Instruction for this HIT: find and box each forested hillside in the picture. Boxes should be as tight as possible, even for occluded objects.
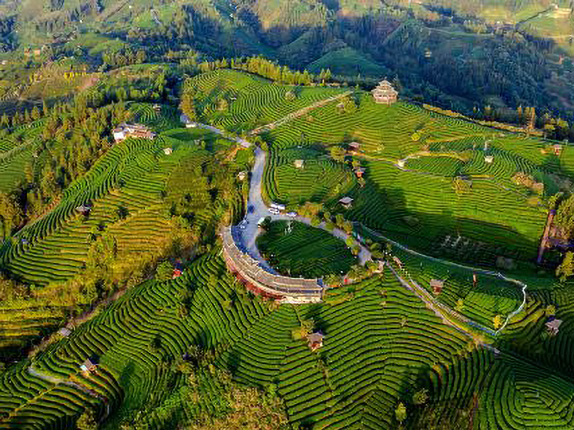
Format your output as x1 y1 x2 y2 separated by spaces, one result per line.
1 0 574 125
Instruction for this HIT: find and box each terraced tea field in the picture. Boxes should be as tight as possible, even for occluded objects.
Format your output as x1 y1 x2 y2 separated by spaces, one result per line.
257 221 357 278
3 253 574 429
263 146 356 205
2 69 574 429
186 69 346 132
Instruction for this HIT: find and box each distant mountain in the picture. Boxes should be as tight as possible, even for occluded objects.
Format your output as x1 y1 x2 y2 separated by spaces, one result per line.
1 0 574 119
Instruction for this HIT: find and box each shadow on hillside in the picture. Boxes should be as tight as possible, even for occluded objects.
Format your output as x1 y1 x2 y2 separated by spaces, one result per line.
119 361 136 391
223 348 242 376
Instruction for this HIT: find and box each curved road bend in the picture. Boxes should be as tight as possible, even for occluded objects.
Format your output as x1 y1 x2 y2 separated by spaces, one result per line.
239 147 372 266
200 120 522 335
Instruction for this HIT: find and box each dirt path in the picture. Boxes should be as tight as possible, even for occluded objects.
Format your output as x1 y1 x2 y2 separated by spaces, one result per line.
26 365 110 418
250 91 352 135
358 224 528 335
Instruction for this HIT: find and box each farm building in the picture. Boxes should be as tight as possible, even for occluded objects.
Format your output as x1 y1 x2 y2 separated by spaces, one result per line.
546 316 563 336
294 159 305 169
553 144 563 156
163 147 173 155
430 279 444 295
113 123 156 142
392 256 403 269
221 227 323 303
172 266 183 279
348 142 361 152
307 332 324 352
80 357 98 375
75 205 91 216
237 171 247 181
57 327 72 337
339 197 354 209
485 155 494 164
354 167 366 178
372 80 398 105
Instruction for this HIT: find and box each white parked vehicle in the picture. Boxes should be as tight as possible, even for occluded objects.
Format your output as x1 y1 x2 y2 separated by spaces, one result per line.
270 202 286 212
268 208 280 215
287 212 298 218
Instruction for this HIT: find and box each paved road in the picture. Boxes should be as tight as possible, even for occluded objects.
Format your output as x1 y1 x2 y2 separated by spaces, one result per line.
192 123 252 147
238 147 372 267
198 118 524 335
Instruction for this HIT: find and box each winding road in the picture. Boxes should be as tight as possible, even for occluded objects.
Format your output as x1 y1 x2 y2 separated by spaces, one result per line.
193 96 527 338
238 147 372 267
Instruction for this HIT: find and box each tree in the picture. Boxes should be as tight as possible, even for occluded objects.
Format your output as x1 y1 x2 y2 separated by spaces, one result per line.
217 98 229 111
116 205 129 220
412 388 429 405
493 314 503 329
342 221 353 235
284 90 296 101
324 273 341 287
395 402 407 424
0 192 22 239
557 251 574 282
76 408 98 430
155 261 173 281
455 299 464 312
31 106 41 121
292 318 314 340
330 146 346 162
179 93 197 121
452 177 470 196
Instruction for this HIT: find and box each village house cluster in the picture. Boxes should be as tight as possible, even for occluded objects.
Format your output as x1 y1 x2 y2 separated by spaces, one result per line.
113 123 156 142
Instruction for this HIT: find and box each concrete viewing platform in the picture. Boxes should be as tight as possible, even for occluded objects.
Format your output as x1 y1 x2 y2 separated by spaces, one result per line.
221 227 324 304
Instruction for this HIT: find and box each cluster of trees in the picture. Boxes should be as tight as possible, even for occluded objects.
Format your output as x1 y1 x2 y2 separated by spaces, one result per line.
81 70 172 109
0 103 46 129
549 194 574 281
0 100 129 227
0 16 14 52
472 105 574 141
196 56 322 86
32 0 99 35
101 49 147 69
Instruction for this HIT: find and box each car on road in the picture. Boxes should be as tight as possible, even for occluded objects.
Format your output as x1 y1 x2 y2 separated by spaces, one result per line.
287 211 298 218
268 208 280 215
